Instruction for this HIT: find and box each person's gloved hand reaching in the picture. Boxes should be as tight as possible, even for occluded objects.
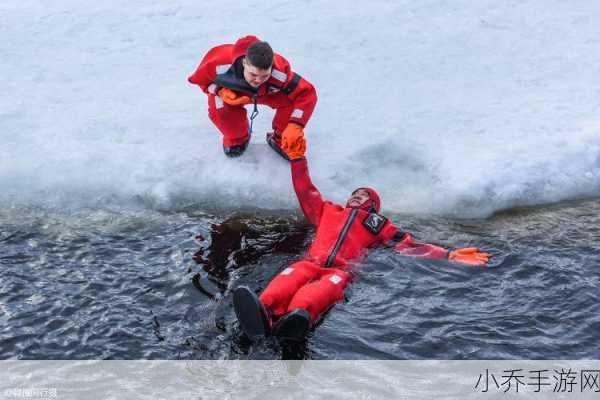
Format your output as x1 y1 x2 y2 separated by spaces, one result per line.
281 123 304 153
448 247 490 266
283 135 307 161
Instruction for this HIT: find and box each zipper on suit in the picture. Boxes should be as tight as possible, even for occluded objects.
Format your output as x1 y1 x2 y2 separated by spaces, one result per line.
325 208 358 267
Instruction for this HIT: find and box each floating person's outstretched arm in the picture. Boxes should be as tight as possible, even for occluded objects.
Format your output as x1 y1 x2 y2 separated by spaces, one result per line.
286 139 326 227
281 135 490 266
381 228 490 266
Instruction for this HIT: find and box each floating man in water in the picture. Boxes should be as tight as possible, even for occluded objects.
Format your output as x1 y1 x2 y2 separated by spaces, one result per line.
233 136 490 341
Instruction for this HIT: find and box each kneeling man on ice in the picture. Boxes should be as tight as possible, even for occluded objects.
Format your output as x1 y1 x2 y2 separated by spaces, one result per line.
233 135 491 342
188 35 317 158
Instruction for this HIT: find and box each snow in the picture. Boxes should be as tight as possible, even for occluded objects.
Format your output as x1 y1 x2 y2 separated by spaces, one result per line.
1 0 599 216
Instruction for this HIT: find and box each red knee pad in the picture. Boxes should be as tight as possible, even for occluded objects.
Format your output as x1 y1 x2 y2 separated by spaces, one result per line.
259 261 321 318
287 269 350 322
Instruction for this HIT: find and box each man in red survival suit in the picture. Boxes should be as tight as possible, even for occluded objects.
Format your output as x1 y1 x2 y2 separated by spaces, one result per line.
233 137 491 341
188 35 317 158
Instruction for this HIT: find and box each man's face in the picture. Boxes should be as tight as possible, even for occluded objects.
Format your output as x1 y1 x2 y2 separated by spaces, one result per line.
242 58 272 88
347 189 370 208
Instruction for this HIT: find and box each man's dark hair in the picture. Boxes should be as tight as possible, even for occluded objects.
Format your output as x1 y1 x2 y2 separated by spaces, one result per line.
246 41 273 70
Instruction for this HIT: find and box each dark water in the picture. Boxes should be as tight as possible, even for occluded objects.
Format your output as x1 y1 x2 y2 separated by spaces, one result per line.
1 199 599 360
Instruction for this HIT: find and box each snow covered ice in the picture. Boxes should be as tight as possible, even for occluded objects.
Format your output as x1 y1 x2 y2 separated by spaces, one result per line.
1 0 599 217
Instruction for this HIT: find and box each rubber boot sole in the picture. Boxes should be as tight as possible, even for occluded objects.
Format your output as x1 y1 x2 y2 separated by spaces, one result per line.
223 139 250 157
266 132 290 161
232 286 269 340
273 308 311 342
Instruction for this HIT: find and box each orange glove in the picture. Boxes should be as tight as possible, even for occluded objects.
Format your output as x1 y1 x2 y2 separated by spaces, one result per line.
283 136 307 160
281 123 304 153
218 87 252 106
448 247 490 266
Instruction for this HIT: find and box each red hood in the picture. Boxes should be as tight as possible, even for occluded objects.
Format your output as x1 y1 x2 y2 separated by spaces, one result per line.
232 35 260 61
347 187 381 213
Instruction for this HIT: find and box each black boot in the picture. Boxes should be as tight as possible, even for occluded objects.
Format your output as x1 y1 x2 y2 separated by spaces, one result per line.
223 138 250 157
232 286 270 340
266 131 290 161
273 308 311 341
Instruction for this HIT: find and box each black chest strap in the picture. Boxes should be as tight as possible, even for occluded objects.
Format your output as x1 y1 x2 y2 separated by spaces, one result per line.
281 72 302 95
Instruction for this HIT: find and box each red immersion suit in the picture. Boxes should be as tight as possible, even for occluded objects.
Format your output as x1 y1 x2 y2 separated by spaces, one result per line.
259 159 450 323
188 35 318 147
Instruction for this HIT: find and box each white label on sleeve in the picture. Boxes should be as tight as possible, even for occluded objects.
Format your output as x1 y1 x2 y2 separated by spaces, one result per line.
216 64 231 74
271 69 287 82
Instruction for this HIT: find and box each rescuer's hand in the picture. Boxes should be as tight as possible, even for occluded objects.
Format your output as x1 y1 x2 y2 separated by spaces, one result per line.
218 87 252 106
283 135 307 160
281 123 304 154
